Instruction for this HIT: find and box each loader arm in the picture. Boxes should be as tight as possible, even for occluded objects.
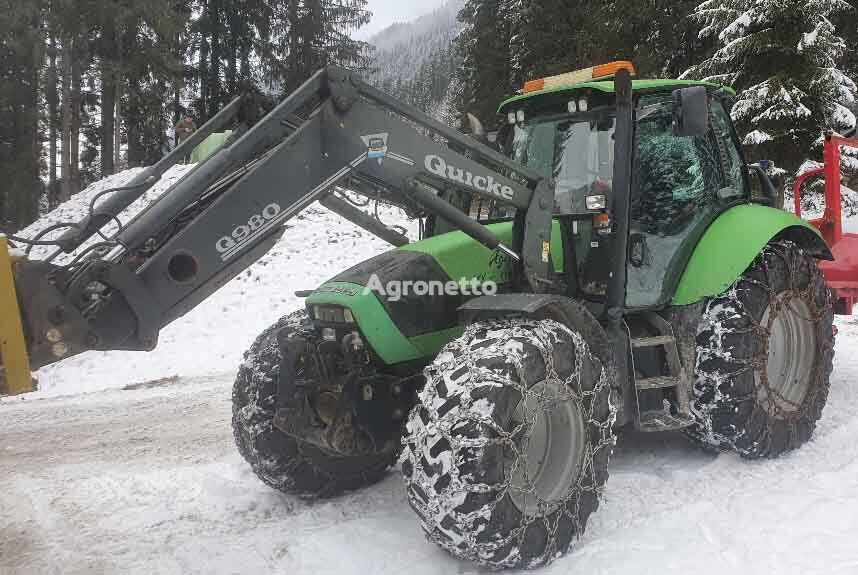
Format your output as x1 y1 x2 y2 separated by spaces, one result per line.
5 66 554 381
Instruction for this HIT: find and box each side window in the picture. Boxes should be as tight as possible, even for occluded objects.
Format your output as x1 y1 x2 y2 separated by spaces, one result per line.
626 97 724 308
631 102 720 236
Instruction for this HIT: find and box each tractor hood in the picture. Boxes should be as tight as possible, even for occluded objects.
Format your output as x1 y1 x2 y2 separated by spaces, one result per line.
305 222 517 365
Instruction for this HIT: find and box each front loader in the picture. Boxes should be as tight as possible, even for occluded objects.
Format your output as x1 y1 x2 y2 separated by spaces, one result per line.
0 62 835 568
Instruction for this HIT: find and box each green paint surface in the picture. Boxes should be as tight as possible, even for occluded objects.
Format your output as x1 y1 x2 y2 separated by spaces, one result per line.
499 79 736 113
410 326 465 356
399 222 516 283
190 131 233 164
306 281 423 364
400 219 565 278
672 204 825 305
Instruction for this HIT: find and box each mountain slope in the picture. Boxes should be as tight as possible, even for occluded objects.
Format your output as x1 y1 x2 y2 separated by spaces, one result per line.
367 1 464 121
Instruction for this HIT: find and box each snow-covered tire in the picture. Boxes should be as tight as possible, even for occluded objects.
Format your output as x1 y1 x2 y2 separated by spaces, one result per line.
401 318 616 569
688 240 834 458
232 310 397 498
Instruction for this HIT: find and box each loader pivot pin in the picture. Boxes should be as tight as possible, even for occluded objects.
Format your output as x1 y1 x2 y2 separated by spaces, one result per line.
0 235 33 395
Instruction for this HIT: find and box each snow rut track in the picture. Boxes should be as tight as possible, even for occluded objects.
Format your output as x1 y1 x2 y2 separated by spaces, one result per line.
2 355 858 574
402 319 616 569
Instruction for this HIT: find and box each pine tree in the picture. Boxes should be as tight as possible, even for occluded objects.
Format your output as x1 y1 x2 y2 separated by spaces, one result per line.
605 0 707 78
46 18 59 206
120 1 187 166
685 0 857 173
276 0 372 94
454 0 708 128
0 0 43 230
835 0 858 130
455 0 516 128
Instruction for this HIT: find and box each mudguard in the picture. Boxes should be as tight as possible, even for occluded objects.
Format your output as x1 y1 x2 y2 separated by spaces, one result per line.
672 204 831 306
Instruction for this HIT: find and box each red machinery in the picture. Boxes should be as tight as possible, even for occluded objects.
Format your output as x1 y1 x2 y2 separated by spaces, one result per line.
794 134 858 314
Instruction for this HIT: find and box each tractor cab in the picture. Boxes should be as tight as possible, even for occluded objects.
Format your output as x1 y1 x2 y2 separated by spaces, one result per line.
497 63 748 310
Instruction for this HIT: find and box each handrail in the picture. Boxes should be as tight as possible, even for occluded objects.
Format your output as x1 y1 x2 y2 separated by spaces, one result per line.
792 166 824 219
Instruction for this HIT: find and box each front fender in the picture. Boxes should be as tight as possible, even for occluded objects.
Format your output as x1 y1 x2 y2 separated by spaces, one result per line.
672 204 831 306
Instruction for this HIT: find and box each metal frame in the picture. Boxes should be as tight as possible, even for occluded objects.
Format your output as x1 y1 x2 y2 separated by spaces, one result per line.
15 66 556 369
794 134 858 313
793 134 857 245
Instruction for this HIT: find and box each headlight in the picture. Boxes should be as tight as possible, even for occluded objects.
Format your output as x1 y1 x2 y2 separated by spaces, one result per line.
312 305 354 323
586 194 607 210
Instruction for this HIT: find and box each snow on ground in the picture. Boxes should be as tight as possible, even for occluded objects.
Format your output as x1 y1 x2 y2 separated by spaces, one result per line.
2 326 858 575
9 166 417 398
2 168 858 574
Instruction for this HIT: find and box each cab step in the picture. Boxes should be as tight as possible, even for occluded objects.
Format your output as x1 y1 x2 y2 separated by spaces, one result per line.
630 313 694 433
631 335 675 348
638 411 695 432
636 375 681 390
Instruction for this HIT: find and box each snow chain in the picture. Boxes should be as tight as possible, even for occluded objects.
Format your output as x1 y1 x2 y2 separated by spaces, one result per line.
697 241 831 433
404 319 616 567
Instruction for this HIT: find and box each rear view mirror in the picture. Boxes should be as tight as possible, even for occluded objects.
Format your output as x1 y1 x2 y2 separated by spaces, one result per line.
672 86 709 137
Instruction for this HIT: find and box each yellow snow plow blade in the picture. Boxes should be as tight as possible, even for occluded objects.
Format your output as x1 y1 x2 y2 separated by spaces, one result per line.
0 235 32 395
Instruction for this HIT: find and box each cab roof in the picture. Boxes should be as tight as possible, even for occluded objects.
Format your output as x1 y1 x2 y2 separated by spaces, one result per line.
497 79 735 114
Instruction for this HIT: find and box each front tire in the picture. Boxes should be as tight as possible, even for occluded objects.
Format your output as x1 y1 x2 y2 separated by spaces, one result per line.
401 318 616 569
688 240 835 458
232 310 398 498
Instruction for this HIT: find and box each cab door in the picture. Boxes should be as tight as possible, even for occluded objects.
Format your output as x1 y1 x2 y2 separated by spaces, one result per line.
625 96 748 309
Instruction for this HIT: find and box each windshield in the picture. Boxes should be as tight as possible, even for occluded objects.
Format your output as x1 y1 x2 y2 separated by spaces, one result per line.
507 107 616 214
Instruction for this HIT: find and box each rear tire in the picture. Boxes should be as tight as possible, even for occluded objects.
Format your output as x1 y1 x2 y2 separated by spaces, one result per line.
401 318 616 569
688 240 835 458
232 310 398 498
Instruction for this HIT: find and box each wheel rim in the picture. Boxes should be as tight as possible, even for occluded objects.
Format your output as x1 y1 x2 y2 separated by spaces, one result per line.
756 295 818 416
504 379 586 516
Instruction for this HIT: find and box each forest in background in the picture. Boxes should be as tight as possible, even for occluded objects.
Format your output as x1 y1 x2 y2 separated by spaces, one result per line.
0 0 371 230
2 0 858 232
456 0 858 172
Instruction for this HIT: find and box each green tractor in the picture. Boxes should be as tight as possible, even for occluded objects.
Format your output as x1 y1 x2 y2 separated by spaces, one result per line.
1 61 832 569
231 63 834 567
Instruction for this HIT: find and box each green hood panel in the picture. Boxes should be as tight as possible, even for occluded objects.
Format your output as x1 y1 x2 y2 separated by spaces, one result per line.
398 220 565 278
398 221 516 283
672 204 827 306
307 221 565 366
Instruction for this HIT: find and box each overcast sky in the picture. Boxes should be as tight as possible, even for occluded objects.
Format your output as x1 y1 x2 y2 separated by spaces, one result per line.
356 0 448 40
